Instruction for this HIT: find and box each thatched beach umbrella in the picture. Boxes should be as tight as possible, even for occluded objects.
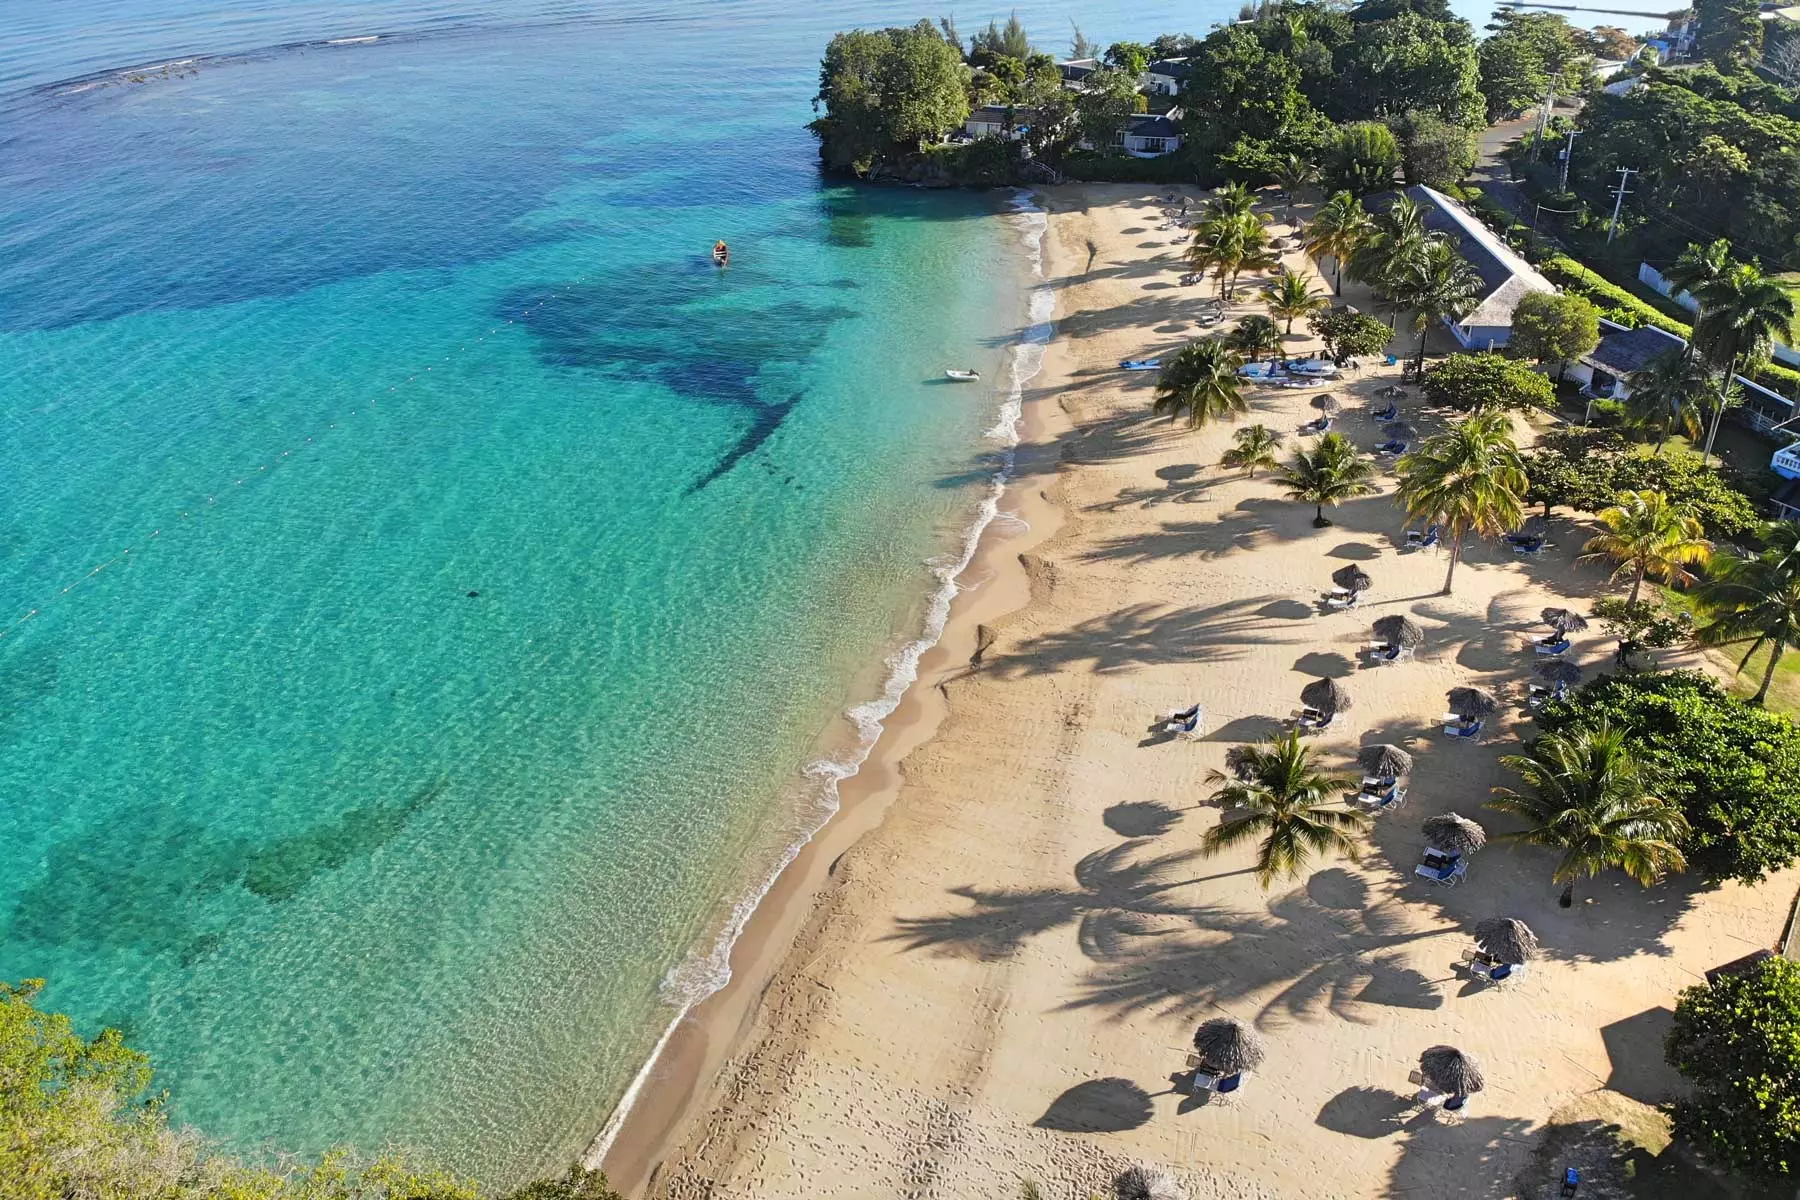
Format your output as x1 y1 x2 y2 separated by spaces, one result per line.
1372 614 1423 648
1384 421 1416 439
1419 1046 1485 1096
1332 564 1373 592
1541 607 1589 634
1192 1017 1267 1074
1536 660 1583 685
1115 1164 1188 1200
1423 812 1488 856
1446 686 1499 719
1312 393 1338 412
1473 917 1539 965
1357 743 1414 778
1301 677 1352 714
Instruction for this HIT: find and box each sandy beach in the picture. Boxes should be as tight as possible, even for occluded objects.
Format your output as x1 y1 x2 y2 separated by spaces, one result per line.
607 183 1797 1199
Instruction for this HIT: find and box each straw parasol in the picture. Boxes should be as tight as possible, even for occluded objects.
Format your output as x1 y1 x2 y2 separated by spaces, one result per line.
1473 917 1539 965
1372 614 1423 648
1542 607 1589 634
1332 564 1373 592
1419 1046 1485 1096
1357 743 1414 778
1115 1164 1188 1200
1536 660 1583 685
1446 686 1499 718
1384 421 1416 439
1301 677 1352 714
1423 812 1488 856
1224 744 1259 782
1192 1017 1267 1074
1312 393 1339 412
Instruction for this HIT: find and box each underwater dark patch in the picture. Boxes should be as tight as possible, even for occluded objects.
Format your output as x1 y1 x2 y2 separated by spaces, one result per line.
689 394 800 493
241 776 448 902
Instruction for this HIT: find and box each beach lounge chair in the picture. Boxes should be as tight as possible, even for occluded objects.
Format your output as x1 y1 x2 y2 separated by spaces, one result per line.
1216 1073 1243 1093
1366 641 1403 663
1406 524 1440 549
1324 591 1362 611
1442 718 1482 740
1359 784 1406 812
1415 859 1465 886
1374 440 1408 456
1301 416 1332 434
1164 704 1204 737
1293 706 1338 732
1562 1167 1581 1197
1468 958 1522 983
1527 682 1568 709
1369 401 1398 422
1535 636 1571 657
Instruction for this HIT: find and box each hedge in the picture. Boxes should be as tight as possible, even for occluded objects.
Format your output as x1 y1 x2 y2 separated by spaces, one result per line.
1059 151 1196 184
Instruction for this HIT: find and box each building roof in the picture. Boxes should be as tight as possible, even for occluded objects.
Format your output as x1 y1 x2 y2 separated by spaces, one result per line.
968 104 1015 123
1147 58 1192 78
1057 58 1097 81
1582 323 1686 377
1380 185 1557 329
1125 112 1181 139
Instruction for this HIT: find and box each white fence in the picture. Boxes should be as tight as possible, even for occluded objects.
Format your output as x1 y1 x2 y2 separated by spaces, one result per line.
1639 262 1800 367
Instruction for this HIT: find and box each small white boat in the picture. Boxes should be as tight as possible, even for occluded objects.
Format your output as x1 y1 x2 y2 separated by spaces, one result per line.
944 368 980 382
1286 358 1341 378
1120 359 1162 371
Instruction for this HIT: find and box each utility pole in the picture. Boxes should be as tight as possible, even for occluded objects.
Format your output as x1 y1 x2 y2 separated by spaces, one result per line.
1558 128 1580 190
1531 73 1562 160
1605 166 1637 243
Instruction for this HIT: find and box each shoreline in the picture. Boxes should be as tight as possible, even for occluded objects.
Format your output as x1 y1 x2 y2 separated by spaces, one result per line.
589 192 1067 1193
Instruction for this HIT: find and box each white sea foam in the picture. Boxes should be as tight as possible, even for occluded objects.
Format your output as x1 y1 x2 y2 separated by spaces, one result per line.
585 189 1055 1167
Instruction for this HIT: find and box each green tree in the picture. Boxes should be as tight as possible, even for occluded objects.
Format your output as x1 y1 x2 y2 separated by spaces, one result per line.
811 23 971 174
1667 957 1800 1177
1222 423 1283 477
1697 522 1800 704
1073 65 1144 151
1202 730 1369 887
1153 339 1249 428
1694 260 1797 463
1580 489 1712 605
1191 209 1276 301
1227 313 1286 364
1324 121 1404 195
1509 292 1600 381
1068 22 1099 62
1697 0 1764 67
1266 266 1328 335
1395 410 1528 591
1303 191 1375 295
972 11 1033 62
1399 240 1483 373
1477 11 1583 122
1622 350 1710 454
1663 240 1732 359
1348 194 1435 326
1102 40 1152 74
1309 307 1393 362
1420 352 1555 412
1489 722 1689 907
1274 153 1319 219
1593 595 1696 667
1539 670 1800 883
1391 109 1478 189
1180 25 1329 163
1281 431 1380 526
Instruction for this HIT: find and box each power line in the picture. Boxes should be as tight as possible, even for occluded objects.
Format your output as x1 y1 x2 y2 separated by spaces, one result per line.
1606 166 1637 243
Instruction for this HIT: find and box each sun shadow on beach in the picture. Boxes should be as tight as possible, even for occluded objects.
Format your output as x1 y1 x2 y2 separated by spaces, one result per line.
1035 1077 1154 1132
1317 1085 1413 1138
980 598 1287 678
1105 802 1183 839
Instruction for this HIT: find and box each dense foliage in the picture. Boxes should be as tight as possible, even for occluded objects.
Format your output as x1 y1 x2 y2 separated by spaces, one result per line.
1508 291 1600 374
0 979 620 1200
812 21 973 174
1537 671 1800 884
1477 10 1590 122
1667 956 1800 1177
1520 428 1764 538
1420 352 1555 411
1309 307 1394 361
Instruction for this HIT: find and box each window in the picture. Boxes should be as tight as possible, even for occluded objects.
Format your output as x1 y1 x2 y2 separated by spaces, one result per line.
1138 137 1168 153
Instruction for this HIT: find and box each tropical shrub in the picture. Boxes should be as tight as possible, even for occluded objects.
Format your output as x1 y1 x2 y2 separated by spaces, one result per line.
1666 956 1800 1178
1420 352 1555 411
1537 671 1800 884
1309 308 1393 362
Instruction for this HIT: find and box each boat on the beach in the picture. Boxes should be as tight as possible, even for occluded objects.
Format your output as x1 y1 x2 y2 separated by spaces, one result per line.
1120 359 1162 371
1286 358 1340 378
943 368 980 382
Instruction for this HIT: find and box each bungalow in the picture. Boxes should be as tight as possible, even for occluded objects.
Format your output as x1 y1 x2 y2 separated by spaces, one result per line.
1145 58 1191 96
1118 111 1182 158
1376 185 1557 350
1567 319 1796 434
1057 58 1098 89
963 105 1030 141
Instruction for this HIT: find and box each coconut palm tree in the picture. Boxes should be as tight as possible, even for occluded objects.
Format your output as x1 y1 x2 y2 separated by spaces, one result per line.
1281 432 1379 526
1622 350 1709 454
1266 266 1327 336
1203 729 1369 888
1693 260 1797 463
1273 154 1318 221
1303 191 1373 295
1399 241 1482 373
1662 240 1732 353
1153 339 1248 428
1226 314 1284 365
1190 212 1272 302
1204 180 1260 221
1349 196 1439 328
1579 489 1711 605
1221 423 1281 477
1696 521 1800 703
1394 412 1527 594
1488 722 1689 907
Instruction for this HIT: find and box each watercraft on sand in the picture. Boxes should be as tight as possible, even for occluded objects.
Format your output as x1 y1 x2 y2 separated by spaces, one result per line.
1120 359 1161 371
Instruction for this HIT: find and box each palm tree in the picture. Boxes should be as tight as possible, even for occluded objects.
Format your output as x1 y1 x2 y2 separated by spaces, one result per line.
1622 350 1708 454
1579 489 1711 605
1489 722 1688 907
1662 240 1732 347
1303 191 1374 295
1189 214 1265 302
1394 412 1527 593
1273 154 1318 220
1221 423 1282 477
1203 730 1369 888
1204 180 1260 221
1696 521 1800 703
1693 260 1797 463
1266 266 1327 336
1281 432 1378 526
1153 339 1248 428
1399 241 1482 373
1348 197 1439 329
1226 314 1284 365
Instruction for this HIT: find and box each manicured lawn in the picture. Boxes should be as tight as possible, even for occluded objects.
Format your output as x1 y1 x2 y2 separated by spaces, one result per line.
1657 586 1800 717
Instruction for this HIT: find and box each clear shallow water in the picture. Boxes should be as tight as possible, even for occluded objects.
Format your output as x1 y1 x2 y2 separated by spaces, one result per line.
0 0 1545 1186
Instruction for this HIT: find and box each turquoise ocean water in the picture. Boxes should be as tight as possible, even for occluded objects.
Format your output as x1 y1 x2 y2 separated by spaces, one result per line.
0 0 1571 1185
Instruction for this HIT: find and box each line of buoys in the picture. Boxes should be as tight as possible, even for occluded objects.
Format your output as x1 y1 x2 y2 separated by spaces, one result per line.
0 275 592 641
